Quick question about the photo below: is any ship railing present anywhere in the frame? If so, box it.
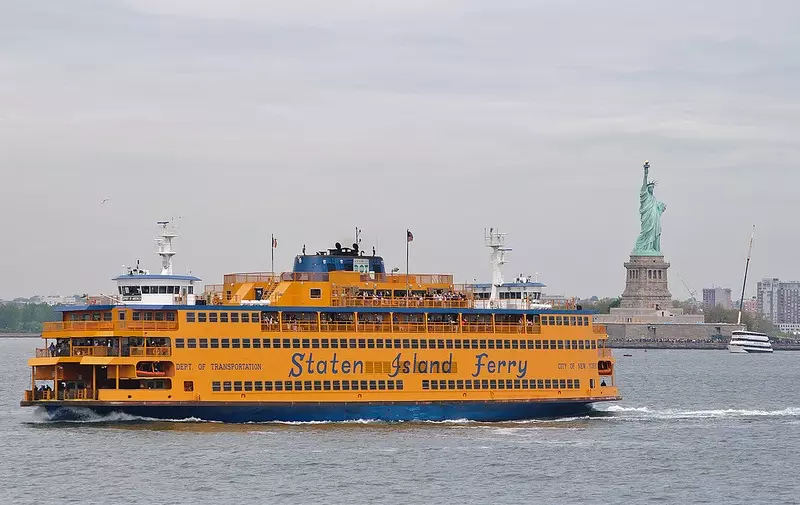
[71,345,114,357]
[129,346,172,357]
[319,322,355,332]
[461,323,494,333]
[260,322,281,332]
[281,321,319,332]
[223,272,279,284]
[355,322,392,333]
[592,324,607,335]
[29,388,95,401]
[43,321,116,332]
[336,296,471,309]
[392,322,426,333]
[359,273,455,285]
[598,347,613,358]
[494,322,525,334]
[426,322,460,333]
[35,348,51,358]
[281,272,329,282]
[526,324,543,334]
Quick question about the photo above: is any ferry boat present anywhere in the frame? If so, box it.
[21,223,620,422]
[727,330,773,353]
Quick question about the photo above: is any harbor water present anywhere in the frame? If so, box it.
[1,338,798,505]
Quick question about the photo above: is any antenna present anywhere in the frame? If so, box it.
[737,225,756,326]
[155,221,178,275]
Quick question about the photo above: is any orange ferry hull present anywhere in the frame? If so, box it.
[33,398,619,423]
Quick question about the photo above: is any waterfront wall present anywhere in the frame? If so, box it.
[605,322,742,341]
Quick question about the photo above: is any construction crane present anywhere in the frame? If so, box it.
[675,271,698,303]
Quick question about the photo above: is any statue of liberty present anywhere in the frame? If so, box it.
[633,160,667,255]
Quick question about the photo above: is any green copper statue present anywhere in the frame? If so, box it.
[632,160,667,256]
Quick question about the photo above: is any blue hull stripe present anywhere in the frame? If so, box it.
[41,400,597,423]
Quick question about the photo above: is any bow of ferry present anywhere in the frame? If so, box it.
[22,224,620,422]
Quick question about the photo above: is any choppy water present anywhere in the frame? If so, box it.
[1,338,798,505]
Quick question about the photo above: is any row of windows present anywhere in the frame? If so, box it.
[119,285,193,295]
[211,379,405,392]
[175,337,600,350]
[186,312,260,323]
[541,316,590,326]
[421,378,581,390]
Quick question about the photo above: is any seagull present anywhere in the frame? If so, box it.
[101,198,111,204]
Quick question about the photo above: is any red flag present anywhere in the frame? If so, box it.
[272,237,277,248]
[407,230,414,242]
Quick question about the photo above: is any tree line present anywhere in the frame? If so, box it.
[0,303,59,333]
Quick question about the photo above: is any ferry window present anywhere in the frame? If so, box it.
[312,339,320,349]
[479,340,486,349]
[537,379,544,389]
[342,381,350,391]
[234,381,242,392]
[321,339,329,349]
[210,313,218,323]
[212,381,221,392]
[158,286,167,294]
[575,379,581,388]
[200,338,208,349]
[310,288,322,299]
[323,381,331,391]
[578,340,585,350]
[329,339,338,349]
[271,381,279,392]
[512,340,519,350]
[102,312,112,322]
[366,380,375,390]
[132,311,141,321]
[360,380,368,391]
[548,316,555,325]
[251,313,259,323]
[437,339,445,349]
[221,338,230,349]
[422,380,430,390]
[559,379,567,389]
[186,312,195,322]
[154,312,164,322]
[244,381,253,392]
[557,340,564,349]
[175,338,185,348]
[504,340,511,349]
[567,379,574,389]
[489,380,497,389]
[241,313,249,323]
[142,286,150,294]
[550,340,557,349]
[497,380,505,390]
[255,381,263,392]
[483,379,491,389]
[367,339,375,349]
[487,340,495,350]
[302,339,310,349]
[220,312,228,323]
[420,339,428,350]
[447,380,455,389]
[514,379,521,389]
[283,338,290,348]
[210,338,219,348]
[188,339,197,349]
[166,312,176,321]
[167,286,174,294]
[387,380,395,390]
[522,379,529,388]
[402,339,410,349]
[232,339,240,349]
[454,339,462,350]
[304,381,313,391]
[565,340,571,350]
[471,339,478,349]
[119,311,126,321]
[250,339,258,349]
[411,339,419,349]
[198,313,207,323]
[395,339,402,349]
[292,338,300,348]
[333,381,341,391]
[430,380,438,390]
[591,341,597,349]
[465,380,473,390]
[231,313,239,323]
[223,381,232,392]
[349,338,357,349]
[376,338,384,349]
[145,312,155,321]
[376,380,385,390]
[544,379,552,389]
[188,286,194,294]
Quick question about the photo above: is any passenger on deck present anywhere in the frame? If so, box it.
[48,343,56,356]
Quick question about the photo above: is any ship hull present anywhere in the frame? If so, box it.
[34,399,616,423]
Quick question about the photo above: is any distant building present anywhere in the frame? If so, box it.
[757,278,800,332]
[702,287,732,309]
[741,297,758,313]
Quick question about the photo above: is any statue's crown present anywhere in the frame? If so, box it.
[647,180,657,187]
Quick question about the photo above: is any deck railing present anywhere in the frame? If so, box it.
[129,346,171,357]
[598,347,613,358]
[72,345,113,357]
[35,348,51,358]
[494,322,525,334]
[426,322,460,333]
[28,389,95,401]
[281,321,319,332]
[319,322,355,332]
[334,296,471,309]
[123,321,179,331]
[461,323,494,333]
[355,322,391,333]
[592,324,607,335]
[43,321,115,332]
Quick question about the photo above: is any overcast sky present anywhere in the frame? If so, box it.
[1,0,798,301]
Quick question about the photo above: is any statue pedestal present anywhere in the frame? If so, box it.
[619,255,672,310]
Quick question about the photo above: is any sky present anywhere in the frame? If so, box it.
[1,0,798,301]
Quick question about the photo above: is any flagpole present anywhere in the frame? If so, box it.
[406,230,410,308]
[271,233,275,274]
